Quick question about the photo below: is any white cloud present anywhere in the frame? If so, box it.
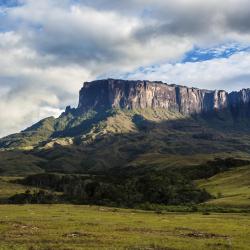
[123,51,250,91]
[0,88,63,137]
[0,31,91,136]
[0,0,250,136]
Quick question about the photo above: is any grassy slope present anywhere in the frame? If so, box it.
[0,177,63,204]
[0,177,29,201]
[0,110,99,150]
[197,165,250,208]
[0,151,44,176]
[133,152,250,169]
[76,109,250,169]
[0,117,56,150]
[1,108,250,174]
[56,109,250,172]
[0,204,249,250]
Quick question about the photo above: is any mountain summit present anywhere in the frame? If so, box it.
[73,79,250,116]
[1,79,250,174]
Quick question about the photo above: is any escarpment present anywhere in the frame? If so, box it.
[77,79,250,116]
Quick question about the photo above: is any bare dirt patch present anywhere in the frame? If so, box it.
[125,244,176,250]
[62,231,92,238]
[182,231,228,239]
[117,227,170,234]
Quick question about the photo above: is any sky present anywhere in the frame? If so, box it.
[1,0,250,137]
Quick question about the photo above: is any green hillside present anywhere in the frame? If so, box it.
[1,108,250,175]
[1,107,250,210]
[0,177,28,202]
[197,165,250,208]
[0,151,44,176]
[0,117,56,150]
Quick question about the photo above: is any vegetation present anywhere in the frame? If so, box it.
[1,104,250,248]
[1,108,250,175]
[0,177,31,203]
[197,165,250,207]
[176,157,250,180]
[0,204,249,249]
[8,189,60,204]
[0,116,56,150]
[0,151,44,176]
[4,157,249,210]
[11,171,211,206]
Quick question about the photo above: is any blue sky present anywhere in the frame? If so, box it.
[0,0,24,11]
[182,44,250,63]
[0,0,250,136]
[0,0,19,7]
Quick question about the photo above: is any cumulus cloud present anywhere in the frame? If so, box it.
[0,86,63,137]
[0,30,91,137]
[0,0,250,136]
[122,51,250,91]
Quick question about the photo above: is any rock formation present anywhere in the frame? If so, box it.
[77,79,250,116]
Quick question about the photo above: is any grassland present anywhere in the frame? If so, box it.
[0,157,250,249]
[0,204,249,250]
[197,165,250,208]
[0,151,43,176]
[133,152,250,169]
[0,177,60,204]
[1,109,250,249]
[0,177,29,202]
[1,174,249,249]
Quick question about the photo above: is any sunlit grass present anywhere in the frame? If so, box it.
[197,165,250,207]
[0,177,28,201]
[0,204,249,249]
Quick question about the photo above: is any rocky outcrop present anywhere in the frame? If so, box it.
[77,79,250,116]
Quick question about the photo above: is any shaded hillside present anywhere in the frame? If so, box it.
[0,151,44,176]
[197,165,250,208]
[1,108,250,175]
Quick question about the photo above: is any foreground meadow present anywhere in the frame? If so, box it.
[0,204,249,250]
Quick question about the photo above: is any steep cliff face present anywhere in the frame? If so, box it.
[77,79,250,116]
[229,89,250,106]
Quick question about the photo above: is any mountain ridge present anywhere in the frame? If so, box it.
[1,79,250,175]
[75,79,250,116]
[1,78,250,152]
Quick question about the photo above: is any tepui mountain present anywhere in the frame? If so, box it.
[1,79,250,175]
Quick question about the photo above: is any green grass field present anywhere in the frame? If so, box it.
[0,204,249,250]
[0,169,250,250]
[0,177,28,201]
[0,160,250,249]
[197,165,250,208]
[0,177,59,203]
[1,176,249,249]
